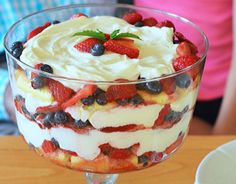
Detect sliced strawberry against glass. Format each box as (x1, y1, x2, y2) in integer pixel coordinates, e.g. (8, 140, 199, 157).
(27, 22, 51, 40)
(172, 55, 199, 71)
(70, 13, 87, 19)
(106, 79, 137, 101)
(142, 17, 158, 27)
(48, 79, 75, 103)
(153, 104, 170, 128)
(122, 12, 143, 24)
(42, 140, 58, 153)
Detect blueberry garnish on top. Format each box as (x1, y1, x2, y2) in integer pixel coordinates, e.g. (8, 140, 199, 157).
(11, 41, 24, 59)
(91, 43, 105, 56)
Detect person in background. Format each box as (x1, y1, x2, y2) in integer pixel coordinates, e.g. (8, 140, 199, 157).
(134, 0, 236, 134)
(0, 0, 123, 135)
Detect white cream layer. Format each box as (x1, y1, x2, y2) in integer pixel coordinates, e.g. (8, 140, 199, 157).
(20, 16, 177, 90)
(16, 110, 191, 160)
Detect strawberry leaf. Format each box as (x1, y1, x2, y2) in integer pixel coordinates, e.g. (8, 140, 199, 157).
(73, 30, 106, 41)
(110, 29, 120, 39)
(112, 32, 141, 40)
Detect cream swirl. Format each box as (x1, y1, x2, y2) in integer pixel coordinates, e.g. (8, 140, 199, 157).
(20, 16, 178, 90)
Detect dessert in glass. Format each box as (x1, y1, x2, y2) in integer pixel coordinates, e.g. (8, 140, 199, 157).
(4, 4, 208, 184)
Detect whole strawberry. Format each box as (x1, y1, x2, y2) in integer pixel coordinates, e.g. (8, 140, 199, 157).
(123, 12, 143, 24)
(172, 55, 198, 71)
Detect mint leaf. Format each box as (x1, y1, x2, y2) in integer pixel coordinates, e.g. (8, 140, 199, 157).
(73, 30, 106, 40)
(112, 32, 141, 40)
(110, 29, 120, 39)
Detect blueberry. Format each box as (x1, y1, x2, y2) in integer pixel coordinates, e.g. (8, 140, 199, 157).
(12, 47, 23, 59)
(176, 74, 191, 88)
(138, 155, 149, 167)
(81, 95, 95, 106)
(31, 76, 44, 89)
(134, 21, 144, 27)
(11, 41, 23, 52)
(164, 109, 181, 123)
(43, 112, 55, 127)
(51, 138, 60, 148)
(116, 98, 129, 106)
(75, 119, 90, 128)
(130, 94, 144, 105)
(145, 81, 162, 94)
(52, 20, 60, 24)
(91, 43, 105, 56)
(136, 77, 146, 90)
(40, 64, 53, 74)
(93, 88, 105, 97)
(54, 111, 68, 124)
(96, 93, 108, 105)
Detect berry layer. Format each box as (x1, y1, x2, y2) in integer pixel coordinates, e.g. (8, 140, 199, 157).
(16, 110, 191, 160)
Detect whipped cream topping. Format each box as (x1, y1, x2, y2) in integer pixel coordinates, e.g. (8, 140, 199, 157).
(20, 16, 177, 90)
(16, 110, 191, 160)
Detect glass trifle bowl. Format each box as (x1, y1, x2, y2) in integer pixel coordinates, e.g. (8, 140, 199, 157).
(4, 3, 208, 184)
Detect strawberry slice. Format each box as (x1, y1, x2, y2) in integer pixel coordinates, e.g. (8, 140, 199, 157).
(31, 63, 44, 79)
(172, 55, 198, 71)
(104, 39, 139, 58)
(61, 84, 97, 109)
(70, 13, 87, 19)
(48, 79, 75, 103)
(42, 140, 58, 153)
(153, 104, 170, 128)
(14, 95, 25, 114)
(165, 135, 184, 154)
(99, 143, 134, 159)
(142, 17, 158, 27)
(36, 104, 62, 113)
(74, 38, 102, 53)
(160, 78, 176, 95)
(106, 79, 137, 101)
(157, 20, 175, 31)
(27, 22, 51, 40)
(100, 124, 139, 133)
(105, 33, 110, 40)
(123, 12, 142, 24)
(176, 41, 192, 56)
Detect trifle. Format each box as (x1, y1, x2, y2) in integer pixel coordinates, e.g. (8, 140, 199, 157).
(4, 4, 208, 184)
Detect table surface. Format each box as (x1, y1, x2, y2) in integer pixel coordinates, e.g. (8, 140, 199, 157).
(0, 136, 235, 184)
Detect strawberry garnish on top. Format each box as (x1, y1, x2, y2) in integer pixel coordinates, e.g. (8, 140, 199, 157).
(106, 79, 137, 101)
(73, 29, 141, 58)
(172, 55, 199, 71)
(157, 20, 176, 31)
(74, 38, 102, 53)
(27, 22, 51, 40)
(48, 79, 75, 103)
(104, 39, 139, 58)
(122, 12, 143, 25)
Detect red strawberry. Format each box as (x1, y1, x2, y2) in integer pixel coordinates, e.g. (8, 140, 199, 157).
(100, 124, 138, 133)
(157, 20, 175, 31)
(174, 31, 186, 42)
(105, 33, 110, 40)
(109, 148, 133, 159)
(14, 96, 25, 114)
(70, 13, 87, 19)
(104, 39, 139, 58)
(106, 79, 137, 101)
(160, 78, 176, 95)
(173, 55, 198, 71)
(31, 63, 44, 79)
(74, 38, 102, 53)
(165, 135, 184, 154)
(176, 41, 192, 56)
(48, 79, 75, 103)
(61, 84, 97, 109)
(42, 140, 58, 153)
(153, 104, 170, 128)
(36, 104, 62, 113)
(123, 12, 142, 24)
(27, 22, 51, 40)
(142, 17, 158, 27)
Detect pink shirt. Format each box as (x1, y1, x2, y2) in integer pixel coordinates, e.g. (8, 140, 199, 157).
(135, 0, 233, 100)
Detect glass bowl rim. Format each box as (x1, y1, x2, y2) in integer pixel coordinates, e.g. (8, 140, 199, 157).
(4, 3, 209, 85)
